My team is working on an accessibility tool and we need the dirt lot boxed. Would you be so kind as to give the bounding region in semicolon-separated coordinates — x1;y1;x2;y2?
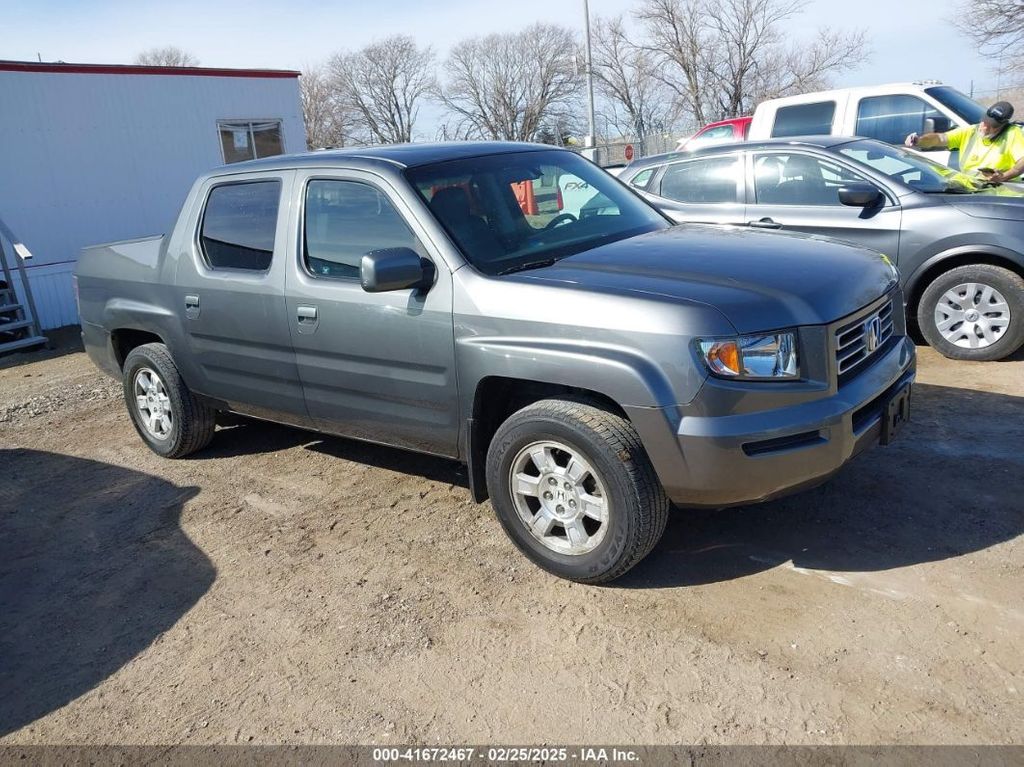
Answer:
1;334;1021;746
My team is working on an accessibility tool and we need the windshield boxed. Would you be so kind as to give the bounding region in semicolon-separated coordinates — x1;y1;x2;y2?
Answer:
405;150;669;275
838;138;988;193
925;86;986;125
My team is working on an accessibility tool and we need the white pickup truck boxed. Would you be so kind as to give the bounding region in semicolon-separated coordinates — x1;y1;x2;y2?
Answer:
747;81;985;167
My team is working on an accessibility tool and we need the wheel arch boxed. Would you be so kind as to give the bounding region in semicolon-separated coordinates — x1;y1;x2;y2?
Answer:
464;376;632;504
110;328;166;370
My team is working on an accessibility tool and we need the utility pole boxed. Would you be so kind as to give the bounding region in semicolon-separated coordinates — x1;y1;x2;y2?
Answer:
583;0;597;150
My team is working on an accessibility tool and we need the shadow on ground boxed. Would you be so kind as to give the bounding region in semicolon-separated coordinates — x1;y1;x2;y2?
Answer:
194;419;470;489
0;449;213;737
0;325;82;371
621;382;1024;588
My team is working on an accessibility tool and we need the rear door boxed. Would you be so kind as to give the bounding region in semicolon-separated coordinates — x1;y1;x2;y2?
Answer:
642;154;746;224
745;149;902;258
174;171;312;426
284;169;459;456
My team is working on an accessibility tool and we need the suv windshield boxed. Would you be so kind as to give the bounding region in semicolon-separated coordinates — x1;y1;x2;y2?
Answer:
924;86;986;125
838;138;985;193
405;150;669;275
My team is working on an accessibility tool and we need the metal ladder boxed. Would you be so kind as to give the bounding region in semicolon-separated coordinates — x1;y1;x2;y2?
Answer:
0;216;47;354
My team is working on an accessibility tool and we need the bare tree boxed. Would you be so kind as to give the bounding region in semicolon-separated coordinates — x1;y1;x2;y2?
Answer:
439;23;581;142
591;15;683;141
300;65;352;149
637;0;867;126
328;35;435;144
954;0;1024;75
134;46;199;67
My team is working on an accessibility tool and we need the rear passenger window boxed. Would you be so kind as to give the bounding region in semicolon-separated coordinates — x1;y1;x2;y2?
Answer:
658;157;741;204
200;181;281;271
304;180;424;280
772;101;836;138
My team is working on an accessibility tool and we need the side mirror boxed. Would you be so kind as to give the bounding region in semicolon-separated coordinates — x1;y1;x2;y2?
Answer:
360;247;433;293
924;116;951;134
838;183;883;208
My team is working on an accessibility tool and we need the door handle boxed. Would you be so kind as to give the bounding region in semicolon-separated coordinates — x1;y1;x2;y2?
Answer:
296;304;319;334
184;294;200;319
748;218;782;229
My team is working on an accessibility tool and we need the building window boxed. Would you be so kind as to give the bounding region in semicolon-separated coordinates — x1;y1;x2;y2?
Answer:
218;121;285;164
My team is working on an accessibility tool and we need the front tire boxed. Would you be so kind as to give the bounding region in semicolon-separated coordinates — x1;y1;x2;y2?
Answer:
485;398;670;584
918;264;1024;361
122;343;215;458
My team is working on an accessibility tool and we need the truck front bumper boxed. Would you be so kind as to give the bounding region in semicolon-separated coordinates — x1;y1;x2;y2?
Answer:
626;335;916;508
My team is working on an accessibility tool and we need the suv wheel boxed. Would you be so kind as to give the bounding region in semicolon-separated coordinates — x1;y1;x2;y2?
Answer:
918;264;1024;361
486;398;670;584
122;342;216;458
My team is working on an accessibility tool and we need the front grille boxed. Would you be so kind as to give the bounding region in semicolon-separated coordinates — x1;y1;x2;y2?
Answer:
834;299;894;381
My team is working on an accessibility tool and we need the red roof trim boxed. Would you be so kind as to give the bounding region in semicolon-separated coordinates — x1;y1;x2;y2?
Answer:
0;60;299;78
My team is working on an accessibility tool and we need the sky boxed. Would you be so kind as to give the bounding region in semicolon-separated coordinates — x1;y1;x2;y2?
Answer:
1;0;1013;115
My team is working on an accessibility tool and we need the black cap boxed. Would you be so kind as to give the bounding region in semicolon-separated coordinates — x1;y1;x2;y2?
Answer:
984;101;1014;127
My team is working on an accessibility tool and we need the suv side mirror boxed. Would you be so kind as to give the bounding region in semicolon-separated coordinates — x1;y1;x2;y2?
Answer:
838;184;883;208
360;247;433;292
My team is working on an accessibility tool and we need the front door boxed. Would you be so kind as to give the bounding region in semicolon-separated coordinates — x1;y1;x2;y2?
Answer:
746;150;903;258
284;171;459;457
174;172;311;426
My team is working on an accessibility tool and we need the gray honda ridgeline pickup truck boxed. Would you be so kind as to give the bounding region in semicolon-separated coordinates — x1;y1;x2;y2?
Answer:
76;142;915;583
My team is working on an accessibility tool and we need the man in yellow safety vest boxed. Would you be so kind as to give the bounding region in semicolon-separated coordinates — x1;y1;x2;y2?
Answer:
905;101;1024;182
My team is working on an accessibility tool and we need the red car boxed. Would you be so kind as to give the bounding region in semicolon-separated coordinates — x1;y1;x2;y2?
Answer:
677;116;751;151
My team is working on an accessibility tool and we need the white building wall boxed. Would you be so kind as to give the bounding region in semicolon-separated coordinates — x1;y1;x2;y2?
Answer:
0;68;306;329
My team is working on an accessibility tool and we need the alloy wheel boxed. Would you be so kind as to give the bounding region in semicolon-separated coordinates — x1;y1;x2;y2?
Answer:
508;440;609;555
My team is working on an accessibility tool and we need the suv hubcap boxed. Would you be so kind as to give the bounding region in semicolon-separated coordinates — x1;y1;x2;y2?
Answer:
133;367;173;440
934;282;1010;349
509;440;609;555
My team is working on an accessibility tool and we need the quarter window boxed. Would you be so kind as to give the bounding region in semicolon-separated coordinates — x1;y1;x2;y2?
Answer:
856;95;945;145
304;180;424;280
628;167;657;190
199;181;281;271
219;120;285;164
771;101;836;138
658;156;742;204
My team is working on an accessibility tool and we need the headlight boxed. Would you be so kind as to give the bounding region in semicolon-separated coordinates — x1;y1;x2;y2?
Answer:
696;332;799;380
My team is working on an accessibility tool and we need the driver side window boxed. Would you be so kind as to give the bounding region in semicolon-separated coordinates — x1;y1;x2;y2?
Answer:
753;153;866;206
856;95;946;145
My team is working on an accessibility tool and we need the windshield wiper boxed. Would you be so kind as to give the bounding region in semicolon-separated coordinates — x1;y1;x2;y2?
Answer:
497;257;559;275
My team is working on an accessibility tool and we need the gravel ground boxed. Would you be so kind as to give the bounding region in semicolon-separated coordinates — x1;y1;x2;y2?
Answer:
0;333;1021;745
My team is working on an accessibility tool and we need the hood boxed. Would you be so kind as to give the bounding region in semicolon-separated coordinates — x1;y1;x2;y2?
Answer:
509;225;898;333
942;183;1024;220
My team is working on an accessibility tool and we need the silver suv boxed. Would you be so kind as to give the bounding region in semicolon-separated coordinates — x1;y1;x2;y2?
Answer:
76;143;915;582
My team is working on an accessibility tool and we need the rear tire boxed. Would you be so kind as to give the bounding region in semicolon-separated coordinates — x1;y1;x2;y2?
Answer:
122;343;215;458
485;398;670;584
917;264;1024;361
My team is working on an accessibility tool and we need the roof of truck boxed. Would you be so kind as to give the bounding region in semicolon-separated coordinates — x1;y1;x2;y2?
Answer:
222;141;560;172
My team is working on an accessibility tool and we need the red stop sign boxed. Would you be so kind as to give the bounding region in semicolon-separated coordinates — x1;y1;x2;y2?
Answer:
624;144;634;162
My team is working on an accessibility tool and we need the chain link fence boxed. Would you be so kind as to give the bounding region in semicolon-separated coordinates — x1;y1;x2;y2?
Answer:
566;135;682;168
